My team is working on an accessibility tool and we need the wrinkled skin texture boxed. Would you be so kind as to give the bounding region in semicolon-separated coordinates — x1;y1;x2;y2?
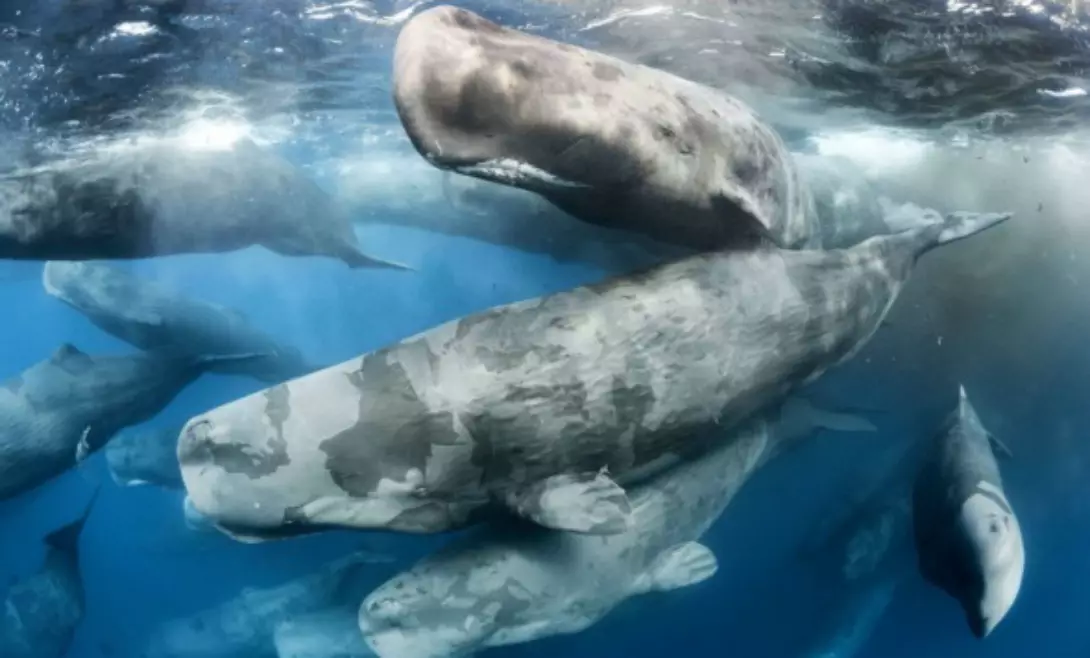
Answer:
143;553;382;658
0;344;234;501
178;211;1009;539
358;397;872;658
44;261;315;383
0;138;399;268
912;389;1025;639
392;5;818;252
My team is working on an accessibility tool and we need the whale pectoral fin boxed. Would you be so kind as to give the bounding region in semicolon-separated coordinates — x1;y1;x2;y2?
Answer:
75;426;93;463
507;471;632;535
988;432;1014;459
636;542;719;594
805;404;879;434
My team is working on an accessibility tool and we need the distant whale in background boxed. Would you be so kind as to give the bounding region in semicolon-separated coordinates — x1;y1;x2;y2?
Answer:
177;209;1009;542
912;387;1024;639
143;551;391;658
0;137;407;268
106;425;184;489
392;5;819;252
0;490;97;658
794;153;949;249
358;397;876;658
0;344;263;502
43;260;317;384
345;145;1001;272
794;438;922;658
275;610;375;658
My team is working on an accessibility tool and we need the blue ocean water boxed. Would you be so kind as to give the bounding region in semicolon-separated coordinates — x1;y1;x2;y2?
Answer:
1;1;1090;657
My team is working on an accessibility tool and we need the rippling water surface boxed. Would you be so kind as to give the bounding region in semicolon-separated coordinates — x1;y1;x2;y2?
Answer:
2;1;1090;658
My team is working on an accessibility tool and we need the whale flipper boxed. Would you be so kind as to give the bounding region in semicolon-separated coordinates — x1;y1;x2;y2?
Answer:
988;433;1014;459
911;211;1012;257
340;249;416;271
507;470;632;535
637;541;719;593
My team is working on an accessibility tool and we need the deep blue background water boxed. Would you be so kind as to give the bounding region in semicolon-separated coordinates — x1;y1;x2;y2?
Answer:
3;1;1090;657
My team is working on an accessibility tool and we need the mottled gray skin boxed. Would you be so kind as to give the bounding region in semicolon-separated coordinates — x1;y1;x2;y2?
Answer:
106;425;184;489
178;209;1009;540
912;387;1024;639
44;261;316;383
357;398;874;658
392;5;819;252
0;138;404;268
0;344;258;502
143;553;386;658
0;493;95;658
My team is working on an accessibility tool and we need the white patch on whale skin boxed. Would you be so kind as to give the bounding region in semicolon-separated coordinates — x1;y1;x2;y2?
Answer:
960;484;1024;636
455;159;592;190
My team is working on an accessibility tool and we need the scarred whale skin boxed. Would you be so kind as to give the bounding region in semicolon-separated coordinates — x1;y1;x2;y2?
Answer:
392;5;818;251
177;210;1011;541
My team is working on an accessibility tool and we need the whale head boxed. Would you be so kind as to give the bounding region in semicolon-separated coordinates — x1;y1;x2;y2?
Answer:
957;486;1025;638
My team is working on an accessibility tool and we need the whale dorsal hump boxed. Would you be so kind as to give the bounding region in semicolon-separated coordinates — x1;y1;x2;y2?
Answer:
51;343;91;364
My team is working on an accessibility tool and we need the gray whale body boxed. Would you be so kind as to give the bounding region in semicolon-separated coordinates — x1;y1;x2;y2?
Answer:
177;208;1010;541
0;491;97;658
0;138;405;268
392;5;818;252
44;260;316;384
0;344;262;501
359;397;875;658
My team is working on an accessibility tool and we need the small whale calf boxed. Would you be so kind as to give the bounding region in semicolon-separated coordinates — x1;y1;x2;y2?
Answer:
0;491;97;658
0;344;262;501
106;425;184;489
912;386;1024;639
0;137;405;268
358;397;875;658
143;552;390;658
392;5;818;251
44;261;316;383
178;208;1009;541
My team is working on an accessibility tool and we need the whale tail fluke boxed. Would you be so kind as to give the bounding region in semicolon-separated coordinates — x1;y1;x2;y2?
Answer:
45;486;101;555
342;249;416;271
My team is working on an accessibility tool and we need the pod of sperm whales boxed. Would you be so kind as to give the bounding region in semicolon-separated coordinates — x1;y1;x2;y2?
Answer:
392;5;818;252
0;490;97;658
358;397;875;658
143;552;390;658
0;344;262;501
43;261;316;383
0;136;405;268
178;208;1009;541
106;425;184;489
912;386;1024;639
